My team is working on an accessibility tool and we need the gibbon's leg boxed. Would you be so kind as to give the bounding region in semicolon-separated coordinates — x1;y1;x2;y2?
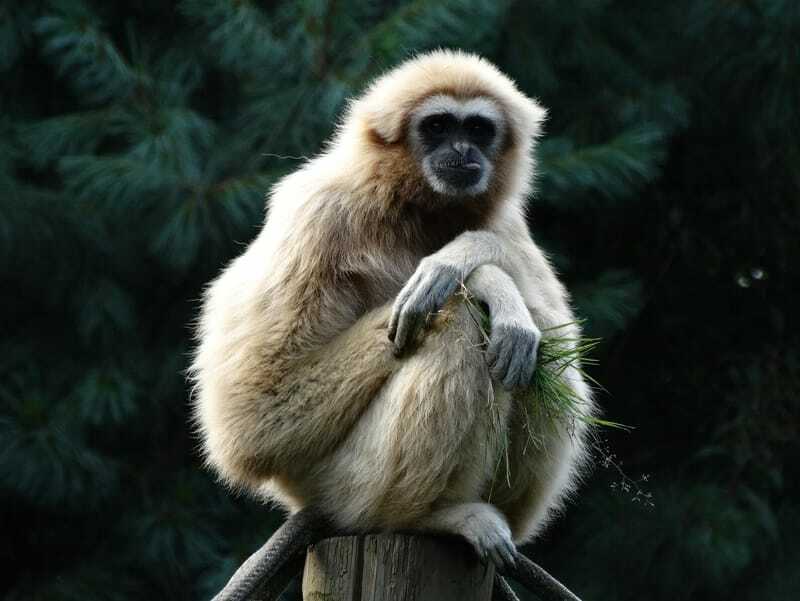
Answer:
319;273;531;569
488;362;592;543
398;264;546;570
493;408;586;541
383;257;586;550
317;293;509;523
198;303;399;489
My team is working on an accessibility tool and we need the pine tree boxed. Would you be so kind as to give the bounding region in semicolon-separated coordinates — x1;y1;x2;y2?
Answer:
1;1;797;600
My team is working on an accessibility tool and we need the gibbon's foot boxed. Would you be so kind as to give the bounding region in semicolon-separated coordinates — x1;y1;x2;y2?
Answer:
463;505;518;570
421;502;517;571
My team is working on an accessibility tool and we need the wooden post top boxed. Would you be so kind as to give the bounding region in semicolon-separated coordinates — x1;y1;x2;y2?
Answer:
302;533;495;601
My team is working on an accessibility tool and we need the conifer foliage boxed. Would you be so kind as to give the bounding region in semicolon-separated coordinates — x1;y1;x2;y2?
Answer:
1;1;798;599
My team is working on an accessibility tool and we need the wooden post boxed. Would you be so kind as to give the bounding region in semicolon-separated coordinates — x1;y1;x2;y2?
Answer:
302;534;495;601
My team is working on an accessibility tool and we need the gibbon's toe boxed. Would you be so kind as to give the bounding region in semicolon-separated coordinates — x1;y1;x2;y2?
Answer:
457;503;517;570
478;521;518;571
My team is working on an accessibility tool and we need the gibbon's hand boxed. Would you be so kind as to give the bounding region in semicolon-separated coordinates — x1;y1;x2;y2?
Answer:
389;230;507;355
486;317;541;391
388;258;463;355
466;264;541;390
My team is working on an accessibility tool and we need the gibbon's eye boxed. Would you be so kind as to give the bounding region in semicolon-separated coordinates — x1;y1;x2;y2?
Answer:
464;116;496;144
421;114;454;136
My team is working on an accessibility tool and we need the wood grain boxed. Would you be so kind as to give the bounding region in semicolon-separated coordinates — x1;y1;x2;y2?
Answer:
303;534;494;601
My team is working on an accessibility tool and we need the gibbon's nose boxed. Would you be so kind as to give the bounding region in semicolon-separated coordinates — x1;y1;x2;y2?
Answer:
451;141;481;170
451;140;470;157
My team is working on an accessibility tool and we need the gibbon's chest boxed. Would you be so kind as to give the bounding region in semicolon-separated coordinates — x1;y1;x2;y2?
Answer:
401;197;492;252
332;198;492;311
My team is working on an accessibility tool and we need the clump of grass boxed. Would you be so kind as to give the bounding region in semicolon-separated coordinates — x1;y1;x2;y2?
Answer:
458;287;628;488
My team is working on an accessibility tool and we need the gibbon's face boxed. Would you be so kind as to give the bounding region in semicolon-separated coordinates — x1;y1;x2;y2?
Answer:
409;95;506;197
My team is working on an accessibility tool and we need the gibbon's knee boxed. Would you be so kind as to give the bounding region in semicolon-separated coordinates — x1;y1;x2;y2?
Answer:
389;294;492;428
388;295;491;401
417;294;487;355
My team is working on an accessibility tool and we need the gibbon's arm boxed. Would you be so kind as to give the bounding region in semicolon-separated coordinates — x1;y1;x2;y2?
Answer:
390;209;568;354
464;264;541;390
261;306;397;470
194;199;401;483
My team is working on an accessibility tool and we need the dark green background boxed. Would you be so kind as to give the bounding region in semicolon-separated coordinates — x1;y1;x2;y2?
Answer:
1;1;798;599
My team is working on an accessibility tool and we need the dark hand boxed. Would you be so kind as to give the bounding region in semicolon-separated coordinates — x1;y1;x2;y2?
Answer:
486;321;541;390
388;258;462;355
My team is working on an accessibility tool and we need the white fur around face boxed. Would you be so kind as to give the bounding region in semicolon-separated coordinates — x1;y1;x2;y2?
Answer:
408;95;506;197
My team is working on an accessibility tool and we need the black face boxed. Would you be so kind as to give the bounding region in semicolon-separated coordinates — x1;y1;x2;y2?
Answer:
418;112;497;193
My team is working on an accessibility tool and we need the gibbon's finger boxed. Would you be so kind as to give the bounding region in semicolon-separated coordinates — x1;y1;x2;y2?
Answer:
427;273;459;315
392;303;425;355
388;293;419;344
498;540;517;570
388;311;398;342
388;271;426;340
393;272;448;351
486;332;504;368
490;335;514;382
489;546;506;570
389;277;428;342
503;332;534;389
494;535;516;570
388;287;413;341
401;263;458;326
502;343;526;389
488;335;511;375
518;343;538;389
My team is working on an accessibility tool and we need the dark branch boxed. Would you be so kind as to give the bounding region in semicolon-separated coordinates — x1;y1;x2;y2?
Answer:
500;552;583;601
212;508;332;601
492;574;521;601
212;511;583;601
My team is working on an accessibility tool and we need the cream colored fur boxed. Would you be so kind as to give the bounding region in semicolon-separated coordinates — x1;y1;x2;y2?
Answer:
191;50;593;551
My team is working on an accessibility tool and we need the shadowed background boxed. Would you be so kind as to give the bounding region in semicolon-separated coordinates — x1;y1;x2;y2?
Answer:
1;1;798;599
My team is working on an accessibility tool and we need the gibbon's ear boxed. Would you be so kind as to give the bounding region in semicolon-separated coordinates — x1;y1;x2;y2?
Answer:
508;95;548;143
362;98;415;145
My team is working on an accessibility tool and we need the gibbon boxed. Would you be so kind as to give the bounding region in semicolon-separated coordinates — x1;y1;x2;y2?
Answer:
191;50;593;570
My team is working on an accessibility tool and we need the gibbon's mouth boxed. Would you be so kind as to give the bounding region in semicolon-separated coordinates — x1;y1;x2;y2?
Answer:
435;159;483;190
436;160;482;172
